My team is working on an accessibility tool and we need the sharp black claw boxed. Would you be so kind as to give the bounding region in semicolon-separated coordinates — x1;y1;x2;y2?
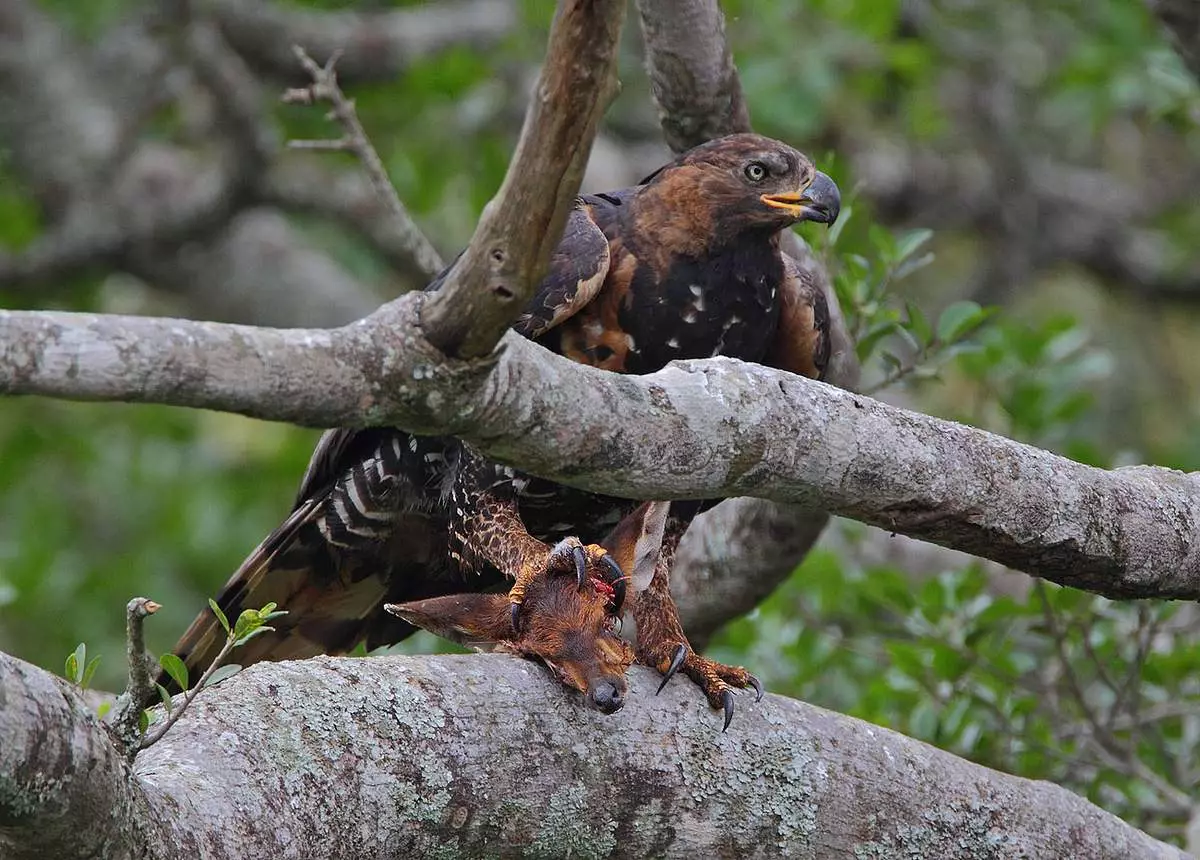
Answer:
510;602;522;634
656;644;688;695
748;674;764;702
721;689;735;732
572;545;587;590
600;555;626;614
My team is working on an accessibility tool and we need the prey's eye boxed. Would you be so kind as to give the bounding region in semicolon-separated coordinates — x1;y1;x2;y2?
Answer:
744;162;768;183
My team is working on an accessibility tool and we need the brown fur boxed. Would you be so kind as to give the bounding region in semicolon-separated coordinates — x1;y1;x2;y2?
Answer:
387;567;634;713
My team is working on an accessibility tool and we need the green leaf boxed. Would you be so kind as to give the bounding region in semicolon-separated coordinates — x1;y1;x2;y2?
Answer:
905;301;932;347
158;653;189;692
156;683;174;715
234;625;276;647
894;251;935;281
825;203;852;248
936;301;988;344
232;608;260;641
138;709;150;734
96;701;112;720
65;642;86;685
894;228;933;264
856;320;899;362
204;664;243;688
81;655;101;690
209;598;231;636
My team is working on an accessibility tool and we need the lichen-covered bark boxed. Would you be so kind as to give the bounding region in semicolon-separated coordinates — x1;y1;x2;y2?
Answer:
0;651;1182;860
4;293;1198;602
0;655;165;859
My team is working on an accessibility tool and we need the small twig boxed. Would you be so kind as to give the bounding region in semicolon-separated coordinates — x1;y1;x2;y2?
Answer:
862;346;931;395
109;597;160;758
282;46;444;280
138;634;238;752
1035;582;1108;742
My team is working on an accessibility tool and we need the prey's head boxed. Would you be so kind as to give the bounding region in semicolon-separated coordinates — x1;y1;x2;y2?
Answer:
640;133;841;239
385;567;634;715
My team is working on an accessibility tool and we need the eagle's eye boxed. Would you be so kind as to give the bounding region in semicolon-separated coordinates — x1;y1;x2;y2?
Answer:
743;162;768;183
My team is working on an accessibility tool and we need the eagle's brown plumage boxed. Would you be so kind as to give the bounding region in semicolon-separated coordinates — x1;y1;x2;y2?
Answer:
164;133;840;728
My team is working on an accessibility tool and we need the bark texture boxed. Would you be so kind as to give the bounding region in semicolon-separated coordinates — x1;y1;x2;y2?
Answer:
0;651;1184;860
4;295;1197;602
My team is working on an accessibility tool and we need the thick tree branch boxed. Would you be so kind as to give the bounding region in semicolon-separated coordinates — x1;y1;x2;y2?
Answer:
634;0;751;153
3;295;1198;603
0;651;1183;860
419;0;624;358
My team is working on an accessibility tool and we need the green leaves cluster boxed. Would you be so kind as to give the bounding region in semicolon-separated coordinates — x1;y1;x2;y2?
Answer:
813;206;996;393
150;601;286;722
710;545;1198;843
63;641;101;690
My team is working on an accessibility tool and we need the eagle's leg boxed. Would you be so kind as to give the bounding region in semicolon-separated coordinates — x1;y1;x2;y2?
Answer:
450;454;618;630
632;513;763;731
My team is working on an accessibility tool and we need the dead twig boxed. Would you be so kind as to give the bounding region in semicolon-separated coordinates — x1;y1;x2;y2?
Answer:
283;46;445;280
109;597;160;758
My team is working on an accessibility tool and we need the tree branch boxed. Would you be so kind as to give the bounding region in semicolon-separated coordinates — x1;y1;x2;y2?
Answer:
634;0;751;152
419;0;624;358
3;295;1199;603
0;651;1183;860
205;0;517;85
282;47;445;280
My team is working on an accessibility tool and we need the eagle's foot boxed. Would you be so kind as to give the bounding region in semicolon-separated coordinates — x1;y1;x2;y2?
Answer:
508;538;625;632
644;641;763;732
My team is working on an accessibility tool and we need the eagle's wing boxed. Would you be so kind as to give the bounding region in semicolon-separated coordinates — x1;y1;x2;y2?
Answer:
512;197;616;340
163;429;451;690
763;252;832;381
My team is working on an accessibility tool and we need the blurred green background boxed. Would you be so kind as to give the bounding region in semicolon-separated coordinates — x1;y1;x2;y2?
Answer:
3;0;1199;847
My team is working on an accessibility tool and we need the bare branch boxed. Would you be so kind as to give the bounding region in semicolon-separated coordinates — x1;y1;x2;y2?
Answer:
205;0;517;85
181;19;277;177
634;0;752;152
419;0;624;358
110;597;161;758
282;47;445;280
0;651;1184;860
3;296;1200;603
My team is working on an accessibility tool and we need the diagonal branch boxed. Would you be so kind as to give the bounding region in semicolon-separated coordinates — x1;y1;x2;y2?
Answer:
3;295;1199;603
635;0;752;152
418;0;624;358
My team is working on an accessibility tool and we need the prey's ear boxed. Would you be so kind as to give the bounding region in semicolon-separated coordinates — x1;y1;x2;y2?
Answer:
384;594;513;649
601;500;670;594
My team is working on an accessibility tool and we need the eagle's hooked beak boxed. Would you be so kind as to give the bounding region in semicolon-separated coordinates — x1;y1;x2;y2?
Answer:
761;171;841;225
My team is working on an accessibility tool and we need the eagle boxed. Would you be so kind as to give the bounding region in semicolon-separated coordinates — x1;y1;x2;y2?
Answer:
164;133;840;729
